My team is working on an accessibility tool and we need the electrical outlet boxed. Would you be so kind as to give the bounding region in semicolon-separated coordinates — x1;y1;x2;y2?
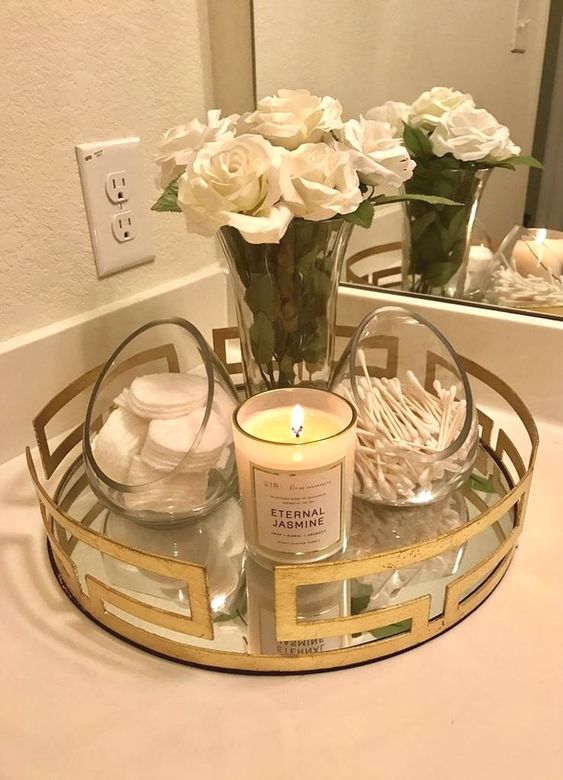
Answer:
75;137;154;277
112;210;136;242
106;170;129;204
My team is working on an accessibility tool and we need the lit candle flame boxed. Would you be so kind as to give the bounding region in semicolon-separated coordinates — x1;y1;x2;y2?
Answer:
290;404;304;439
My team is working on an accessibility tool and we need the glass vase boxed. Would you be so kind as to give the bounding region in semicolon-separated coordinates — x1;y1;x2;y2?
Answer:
402;167;492;298
218;218;353;396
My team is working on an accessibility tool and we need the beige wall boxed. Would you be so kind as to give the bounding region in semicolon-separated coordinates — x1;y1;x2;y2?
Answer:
1;0;220;341
253;0;550;245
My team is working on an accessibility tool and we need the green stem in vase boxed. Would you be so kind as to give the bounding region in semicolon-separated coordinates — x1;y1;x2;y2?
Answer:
219;219;351;394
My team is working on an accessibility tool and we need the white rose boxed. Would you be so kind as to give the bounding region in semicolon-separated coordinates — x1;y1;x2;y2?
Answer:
409;87;475;131
177;134;292;244
430;105;521;162
280;142;362;221
155;110;238;188
240;89;343;151
365;101;409;137
333;117;415;189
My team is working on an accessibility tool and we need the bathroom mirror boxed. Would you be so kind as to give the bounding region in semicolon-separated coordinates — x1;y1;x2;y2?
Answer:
248;0;563;319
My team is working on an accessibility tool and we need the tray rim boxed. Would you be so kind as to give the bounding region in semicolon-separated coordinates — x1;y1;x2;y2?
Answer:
26;348;538;673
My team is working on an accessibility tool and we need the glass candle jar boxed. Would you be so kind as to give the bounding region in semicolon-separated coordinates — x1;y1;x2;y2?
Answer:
232;388;357;566
481;225;563;309
246;557;349;655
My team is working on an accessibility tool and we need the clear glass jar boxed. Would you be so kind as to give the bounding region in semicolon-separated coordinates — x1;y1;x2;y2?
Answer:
330;306;479;506
83;318;239;524
481;225;563;309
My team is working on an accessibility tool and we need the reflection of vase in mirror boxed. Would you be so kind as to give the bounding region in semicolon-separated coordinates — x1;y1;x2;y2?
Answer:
246;556;350;655
402;168;492;298
219;219;353;396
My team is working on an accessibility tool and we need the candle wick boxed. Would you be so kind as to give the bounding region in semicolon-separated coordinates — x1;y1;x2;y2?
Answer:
292;425;303;438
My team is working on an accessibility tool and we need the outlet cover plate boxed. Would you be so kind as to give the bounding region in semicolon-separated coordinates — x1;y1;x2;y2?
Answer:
75;137;154;277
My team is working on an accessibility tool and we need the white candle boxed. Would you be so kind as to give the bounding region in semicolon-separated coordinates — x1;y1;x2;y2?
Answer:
468;244;494;266
465;244;494;293
246;557;348;654
512;229;563;280
232;388;356;566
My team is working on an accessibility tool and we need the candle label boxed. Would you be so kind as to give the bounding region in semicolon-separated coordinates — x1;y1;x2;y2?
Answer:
251;460;344;554
258;607;343;655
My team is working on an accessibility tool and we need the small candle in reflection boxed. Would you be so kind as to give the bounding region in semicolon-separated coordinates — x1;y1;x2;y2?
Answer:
513;228;563;280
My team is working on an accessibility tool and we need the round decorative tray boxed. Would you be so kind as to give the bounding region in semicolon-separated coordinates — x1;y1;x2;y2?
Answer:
27;328;538;673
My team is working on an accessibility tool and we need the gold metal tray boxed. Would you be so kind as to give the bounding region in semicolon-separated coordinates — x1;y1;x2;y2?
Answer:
27;331;538;673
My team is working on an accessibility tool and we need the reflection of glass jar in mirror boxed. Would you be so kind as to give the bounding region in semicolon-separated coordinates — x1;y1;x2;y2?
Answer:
347;492;468;611
481;226;563;310
246;557;350;655
330;306;479;506
102;495;246;617
83;318;239;525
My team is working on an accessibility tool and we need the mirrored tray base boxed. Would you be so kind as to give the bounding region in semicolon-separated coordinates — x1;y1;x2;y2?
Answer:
27;350;538;673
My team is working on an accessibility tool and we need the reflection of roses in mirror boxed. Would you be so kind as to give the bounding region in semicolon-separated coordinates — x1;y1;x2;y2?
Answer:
408;86;474;132
239;88;343;151
333;117;415;189
365;101;409;137
430;105;520;162
366;86;540;297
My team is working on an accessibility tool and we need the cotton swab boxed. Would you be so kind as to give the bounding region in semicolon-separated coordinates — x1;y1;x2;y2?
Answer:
337;366;474;503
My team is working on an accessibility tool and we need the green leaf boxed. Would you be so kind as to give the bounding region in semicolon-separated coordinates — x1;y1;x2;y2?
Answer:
370;620;411;640
468;474;497;494
374;193;461;207
351;581;373;615
279;355;296;384
151;180;181;212
343;199;375;228
423;261;458;286
445;206;470;249
487;161;516;171
410;211;436;242
428;155;462;171
311;268;333;298
403;123;433;158
302;316;328;363
244;274;279;317
497;154;543;169
250;311;275;364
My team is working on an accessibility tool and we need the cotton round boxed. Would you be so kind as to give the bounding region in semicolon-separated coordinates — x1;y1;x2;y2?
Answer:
141;409;229;472
91;407;148;483
127;373;209;419
125;455;209;511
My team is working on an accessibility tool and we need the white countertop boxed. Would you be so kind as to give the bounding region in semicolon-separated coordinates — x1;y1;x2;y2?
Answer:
2;417;562;780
